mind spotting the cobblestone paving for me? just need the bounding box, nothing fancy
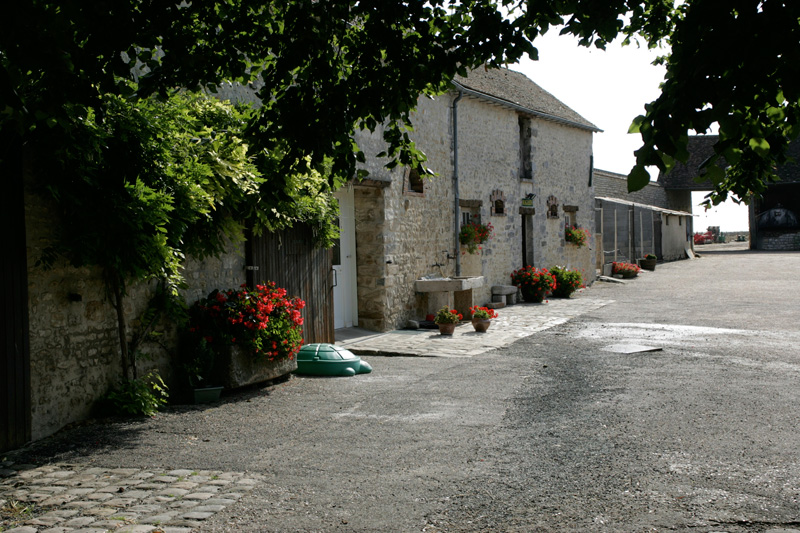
[336,295,614,357]
[0,463,262,533]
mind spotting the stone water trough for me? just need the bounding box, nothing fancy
[415,275,485,318]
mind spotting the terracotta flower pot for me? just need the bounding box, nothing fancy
[472,318,491,332]
[437,323,457,335]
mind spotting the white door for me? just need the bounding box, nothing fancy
[333,187,357,329]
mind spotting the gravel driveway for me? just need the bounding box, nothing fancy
[6,243,800,532]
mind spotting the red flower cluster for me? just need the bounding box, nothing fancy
[612,262,640,278]
[459,217,494,254]
[188,282,305,361]
[565,225,591,247]
[469,306,498,320]
[434,306,463,324]
[510,266,557,292]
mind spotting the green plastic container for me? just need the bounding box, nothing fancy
[295,343,373,377]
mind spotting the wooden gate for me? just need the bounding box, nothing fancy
[246,225,334,345]
[2,151,31,452]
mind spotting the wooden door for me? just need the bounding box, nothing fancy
[654,215,663,259]
[246,224,334,344]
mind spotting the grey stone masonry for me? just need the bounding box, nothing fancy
[593,168,668,208]
[0,463,263,532]
[491,285,518,305]
[757,230,800,251]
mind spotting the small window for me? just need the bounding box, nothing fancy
[405,168,424,194]
[490,190,507,216]
[519,116,533,180]
[546,196,560,219]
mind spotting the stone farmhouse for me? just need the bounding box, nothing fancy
[337,67,600,332]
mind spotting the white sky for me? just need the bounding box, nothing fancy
[511,31,751,232]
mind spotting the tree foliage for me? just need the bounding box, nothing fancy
[3,0,800,212]
[5,1,799,209]
[30,91,336,379]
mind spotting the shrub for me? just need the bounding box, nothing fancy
[105,371,168,417]
[550,266,584,298]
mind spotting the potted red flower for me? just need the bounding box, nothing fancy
[469,306,498,332]
[434,306,463,335]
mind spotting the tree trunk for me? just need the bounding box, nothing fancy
[109,274,133,380]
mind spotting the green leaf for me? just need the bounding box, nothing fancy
[628,115,646,134]
[627,165,651,192]
[748,137,770,158]
[700,164,725,185]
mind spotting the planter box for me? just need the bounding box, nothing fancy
[218,345,297,389]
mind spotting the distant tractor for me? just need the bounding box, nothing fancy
[694,226,723,245]
[694,230,714,245]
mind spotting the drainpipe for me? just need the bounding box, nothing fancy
[453,89,463,276]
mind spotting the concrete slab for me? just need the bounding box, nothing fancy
[601,344,664,354]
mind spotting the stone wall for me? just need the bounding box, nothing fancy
[756,230,800,250]
[353,95,456,330]
[24,184,245,441]
[352,184,389,331]
[524,114,596,281]
[454,95,596,304]
[593,169,668,208]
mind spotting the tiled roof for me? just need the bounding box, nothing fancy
[453,67,600,132]
[775,139,800,184]
[659,134,800,189]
